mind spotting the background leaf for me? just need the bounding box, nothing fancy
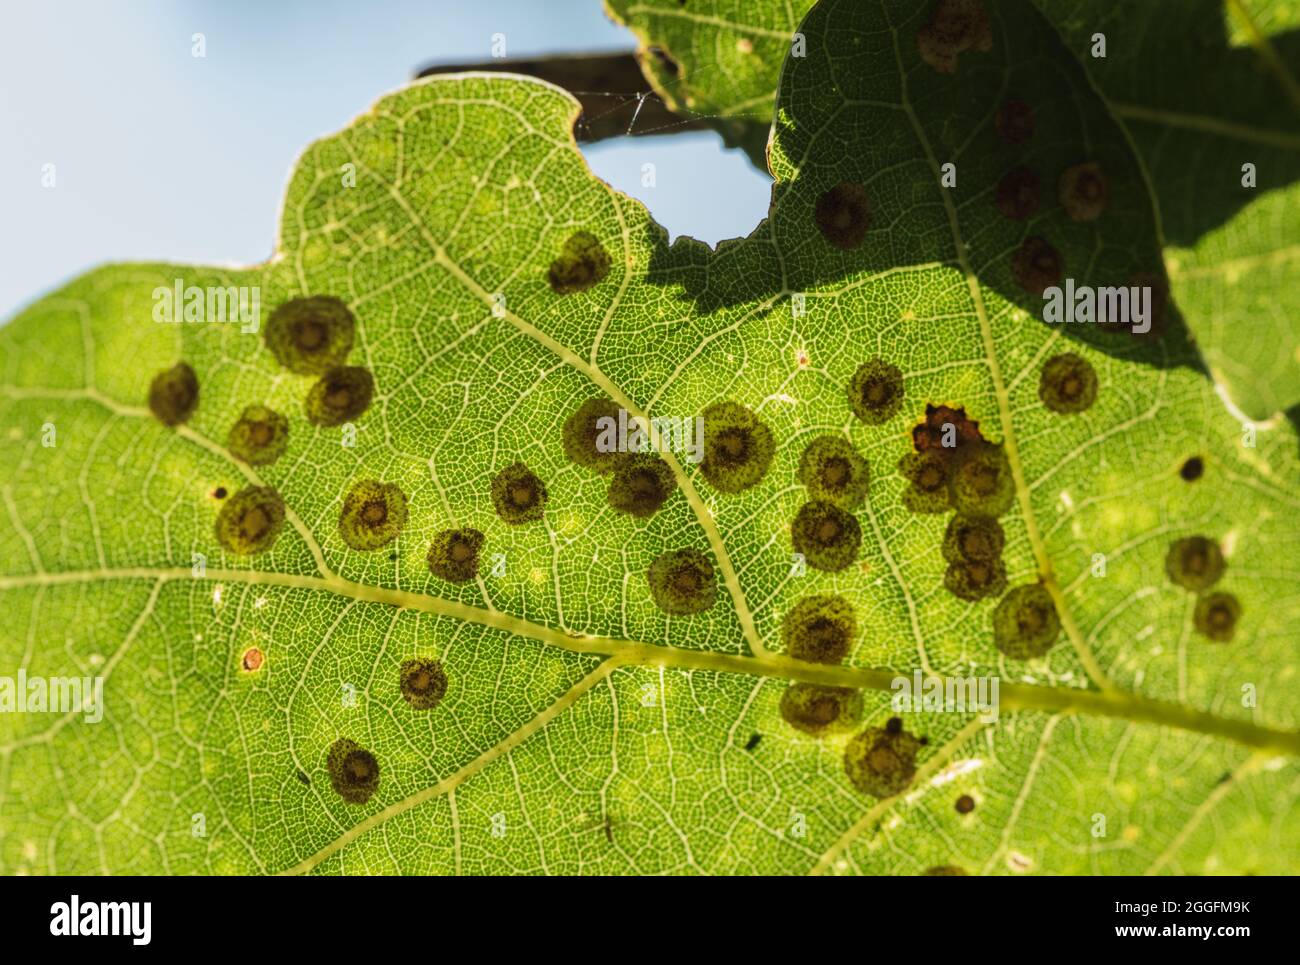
[611,0,1300,420]
[601,0,814,164]
[1031,0,1300,421]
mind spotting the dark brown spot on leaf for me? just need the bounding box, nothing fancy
[399,657,448,710]
[326,738,380,805]
[548,231,611,294]
[995,165,1039,220]
[913,404,984,455]
[1180,457,1204,482]
[427,528,485,583]
[995,99,1035,144]
[147,362,199,426]
[1011,235,1063,296]
[916,0,992,73]
[1058,162,1110,222]
[814,182,872,250]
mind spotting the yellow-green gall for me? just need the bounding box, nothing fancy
[847,358,905,425]
[791,500,862,572]
[1039,353,1098,414]
[305,366,374,426]
[562,397,627,475]
[608,453,676,518]
[1165,536,1225,593]
[491,462,548,525]
[992,583,1060,659]
[782,595,857,664]
[798,435,869,509]
[339,480,408,551]
[1194,592,1241,643]
[548,231,611,294]
[948,443,1015,517]
[780,684,863,736]
[226,404,289,466]
[264,295,355,375]
[699,402,775,493]
[647,548,717,615]
[214,486,286,556]
[844,717,924,797]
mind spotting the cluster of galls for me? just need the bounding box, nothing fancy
[320,656,450,806]
[425,462,551,584]
[776,593,929,798]
[1165,535,1241,643]
[990,95,1169,343]
[898,405,1013,520]
[560,395,779,616]
[896,403,1061,658]
[146,294,382,554]
[786,358,904,575]
[776,355,932,798]
[265,296,375,425]
[149,294,469,807]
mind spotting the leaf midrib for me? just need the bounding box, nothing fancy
[2,565,1296,756]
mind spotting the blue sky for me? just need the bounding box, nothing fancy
[0,0,773,317]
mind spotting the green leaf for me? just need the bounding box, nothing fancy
[2,0,1297,875]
